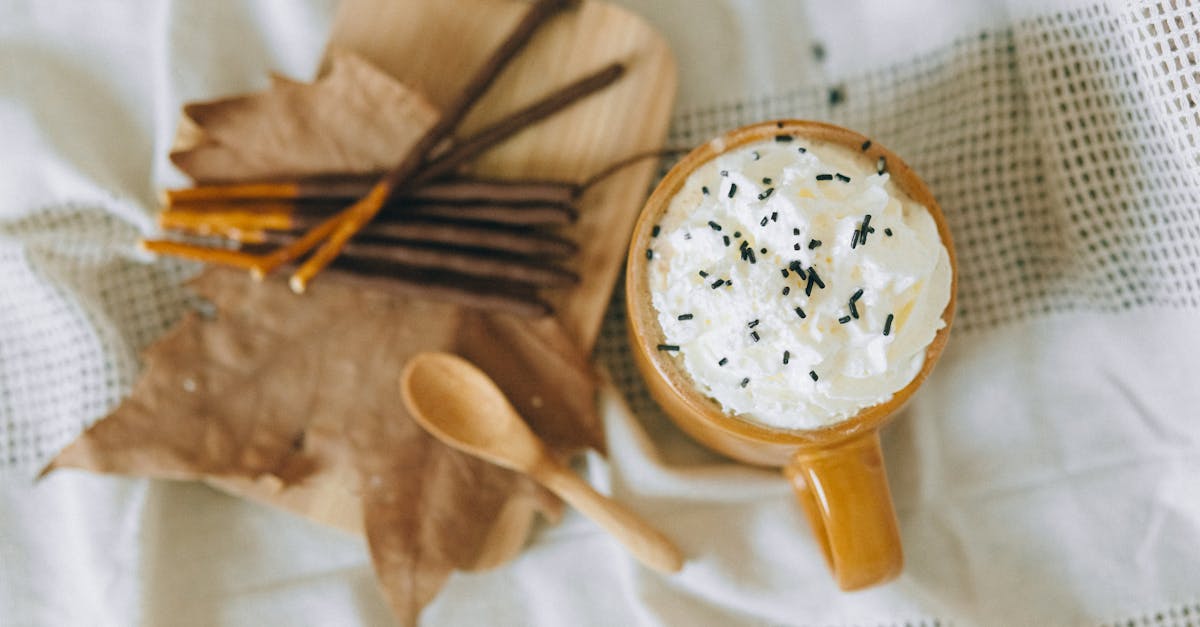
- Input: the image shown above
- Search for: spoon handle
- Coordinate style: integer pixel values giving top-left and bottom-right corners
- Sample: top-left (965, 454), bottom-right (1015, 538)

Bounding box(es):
top-left (535, 460), bottom-right (684, 574)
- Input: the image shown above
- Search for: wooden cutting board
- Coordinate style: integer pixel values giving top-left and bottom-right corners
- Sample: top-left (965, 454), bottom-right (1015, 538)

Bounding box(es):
top-left (206, 0), bottom-right (676, 533)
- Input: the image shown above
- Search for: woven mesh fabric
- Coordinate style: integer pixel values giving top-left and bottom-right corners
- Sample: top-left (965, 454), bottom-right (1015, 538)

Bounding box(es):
top-left (598, 1), bottom-right (1200, 449)
top-left (0, 204), bottom-right (196, 472)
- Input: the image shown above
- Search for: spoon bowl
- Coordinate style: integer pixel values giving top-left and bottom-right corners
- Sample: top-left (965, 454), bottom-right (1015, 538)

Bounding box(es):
top-left (400, 351), bottom-right (545, 472)
top-left (400, 352), bottom-right (685, 573)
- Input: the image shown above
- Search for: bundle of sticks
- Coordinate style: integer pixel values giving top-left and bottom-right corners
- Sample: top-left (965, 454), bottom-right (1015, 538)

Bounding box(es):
top-left (144, 0), bottom-right (619, 317)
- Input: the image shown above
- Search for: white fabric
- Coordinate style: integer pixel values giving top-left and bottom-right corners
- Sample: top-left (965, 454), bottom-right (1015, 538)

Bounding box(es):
top-left (3, 1), bottom-right (1200, 626)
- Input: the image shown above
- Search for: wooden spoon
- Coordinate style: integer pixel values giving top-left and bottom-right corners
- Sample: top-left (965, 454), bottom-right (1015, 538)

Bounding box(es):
top-left (399, 352), bottom-right (685, 574)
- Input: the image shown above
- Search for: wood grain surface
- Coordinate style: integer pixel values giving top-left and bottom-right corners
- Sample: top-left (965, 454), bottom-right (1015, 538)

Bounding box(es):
top-left (206, 0), bottom-right (676, 534)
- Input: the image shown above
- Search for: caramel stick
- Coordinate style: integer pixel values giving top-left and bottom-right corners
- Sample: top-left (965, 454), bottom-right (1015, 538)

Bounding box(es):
top-left (292, 0), bottom-right (570, 293)
top-left (164, 177), bottom-right (576, 206)
top-left (264, 218), bottom-right (577, 257)
top-left (321, 262), bottom-right (551, 318)
top-left (159, 203), bottom-right (295, 232)
top-left (165, 224), bottom-right (268, 244)
top-left (141, 240), bottom-right (266, 270)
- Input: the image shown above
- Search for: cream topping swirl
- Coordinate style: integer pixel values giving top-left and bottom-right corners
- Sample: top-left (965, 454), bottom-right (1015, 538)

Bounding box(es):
top-left (647, 137), bottom-right (951, 430)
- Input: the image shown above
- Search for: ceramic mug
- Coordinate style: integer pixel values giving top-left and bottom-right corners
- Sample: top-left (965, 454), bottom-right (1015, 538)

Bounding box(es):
top-left (625, 120), bottom-right (956, 590)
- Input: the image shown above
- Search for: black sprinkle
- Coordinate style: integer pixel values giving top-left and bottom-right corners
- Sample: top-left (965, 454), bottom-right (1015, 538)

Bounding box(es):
top-left (657, 344), bottom-right (680, 351)
top-left (770, 211), bottom-right (778, 222)
top-left (740, 377), bottom-right (750, 388)
top-left (805, 275), bottom-right (817, 296)
top-left (849, 301), bottom-right (859, 319)
top-left (884, 313), bottom-right (894, 336)
top-left (860, 214), bottom-right (874, 245)
top-left (646, 248), bottom-right (655, 259)
top-left (708, 220), bottom-right (723, 231)
top-left (698, 270), bottom-right (709, 278)
top-left (782, 286), bottom-right (790, 296)
top-left (725, 280), bottom-right (733, 288)
top-left (783, 350), bottom-right (790, 364)
top-left (794, 306), bottom-right (807, 319)
top-left (812, 42), bottom-right (826, 61)
top-left (809, 370), bottom-right (819, 382)
top-left (762, 177), bottom-right (772, 185)
top-left (651, 225), bottom-right (660, 237)
top-left (850, 229), bottom-right (860, 249)
top-left (794, 243), bottom-right (801, 251)
top-left (759, 188), bottom-right (775, 201)
top-left (728, 183), bottom-right (738, 198)
top-left (750, 331), bottom-right (760, 342)
top-left (774, 134), bottom-right (793, 143)
top-left (718, 357), bottom-right (728, 366)
top-left (877, 157), bottom-right (887, 174)
top-left (850, 288), bottom-right (864, 303)
top-left (760, 247), bottom-right (767, 254)
top-left (793, 228), bottom-right (800, 236)
top-left (702, 186), bottom-right (710, 195)
top-left (760, 216), bottom-right (769, 227)
top-left (809, 267), bottom-right (825, 289)
top-left (835, 172), bottom-right (851, 183)
top-left (740, 240), bottom-right (749, 251)
top-left (683, 232), bottom-right (692, 240)
top-left (781, 269), bottom-right (789, 278)
top-left (828, 85), bottom-right (844, 106)
top-left (677, 313), bottom-right (694, 321)
top-left (711, 279), bottom-right (725, 289)
top-left (751, 151), bottom-right (760, 161)
top-left (816, 173), bottom-right (834, 181)
top-left (733, 231), bottom-right (742, 238)
top-left (861, 140), bottom-right (872, 151)
top-left (723, 235), bottom-right (731, 246)
top-left (776, 121), bottom-right (784, 128)
top-left (720, 170), bottom-right (729, 177)
top-left (747, 319), bottom-right (760, 328)
top-left (797, 146), bottom-right (807, 154)
top-left (838, 315), bottom-right (852, 324)
top-left (808, 239), bottom-right (821, 249)
top-left (885, 227), bottom-right (894, 236)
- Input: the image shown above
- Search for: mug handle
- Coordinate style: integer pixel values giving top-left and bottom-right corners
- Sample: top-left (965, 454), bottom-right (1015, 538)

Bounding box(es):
top-left (783, 430), bottom-right (903, 590)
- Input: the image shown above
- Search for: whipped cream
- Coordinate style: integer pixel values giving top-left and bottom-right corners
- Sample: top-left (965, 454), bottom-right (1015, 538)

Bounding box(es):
top-left (647, 137), bottom-right (951, 430)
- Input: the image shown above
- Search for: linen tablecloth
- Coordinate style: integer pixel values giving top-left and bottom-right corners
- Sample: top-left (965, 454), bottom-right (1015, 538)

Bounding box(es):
top-left (2, 1), bottom-right (1199, 625)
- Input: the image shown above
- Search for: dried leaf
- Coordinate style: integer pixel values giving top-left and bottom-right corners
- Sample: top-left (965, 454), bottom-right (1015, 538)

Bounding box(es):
top-left (169, 51), bottom-right (440, 184)
top-left (49, 268), bottom-right (600, 623)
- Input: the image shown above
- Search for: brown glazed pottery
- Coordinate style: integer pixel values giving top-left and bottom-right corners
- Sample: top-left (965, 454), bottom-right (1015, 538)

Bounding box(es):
top-left (625, 119), bottom-right (956, 591)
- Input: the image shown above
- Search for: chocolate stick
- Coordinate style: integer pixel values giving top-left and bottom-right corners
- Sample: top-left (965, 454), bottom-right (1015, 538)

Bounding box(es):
top-left (260, 219), bottom-right (577, 258)
top-left (320, 264), bottom-right (551, 318)
top-left (388, 202), bottom-right (575, 226)
top-left (411, 62), bottom-right (625, 187)
top-left (272, 239), bottom-right (577, 287)
top-left (412, 178), bottom-right (576, 206)
top-left (142, 236), bottom-right (569, 308)
top-left (164, 177), bottom-right (577, 207)
top-left (291, 0), bottom-right (571, 293)
top-left (160, 199), bottom-right (575, 233)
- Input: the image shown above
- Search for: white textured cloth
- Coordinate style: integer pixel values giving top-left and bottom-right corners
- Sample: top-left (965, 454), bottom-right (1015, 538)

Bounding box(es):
top-left (3, 0), bottom-right (1200, 625)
